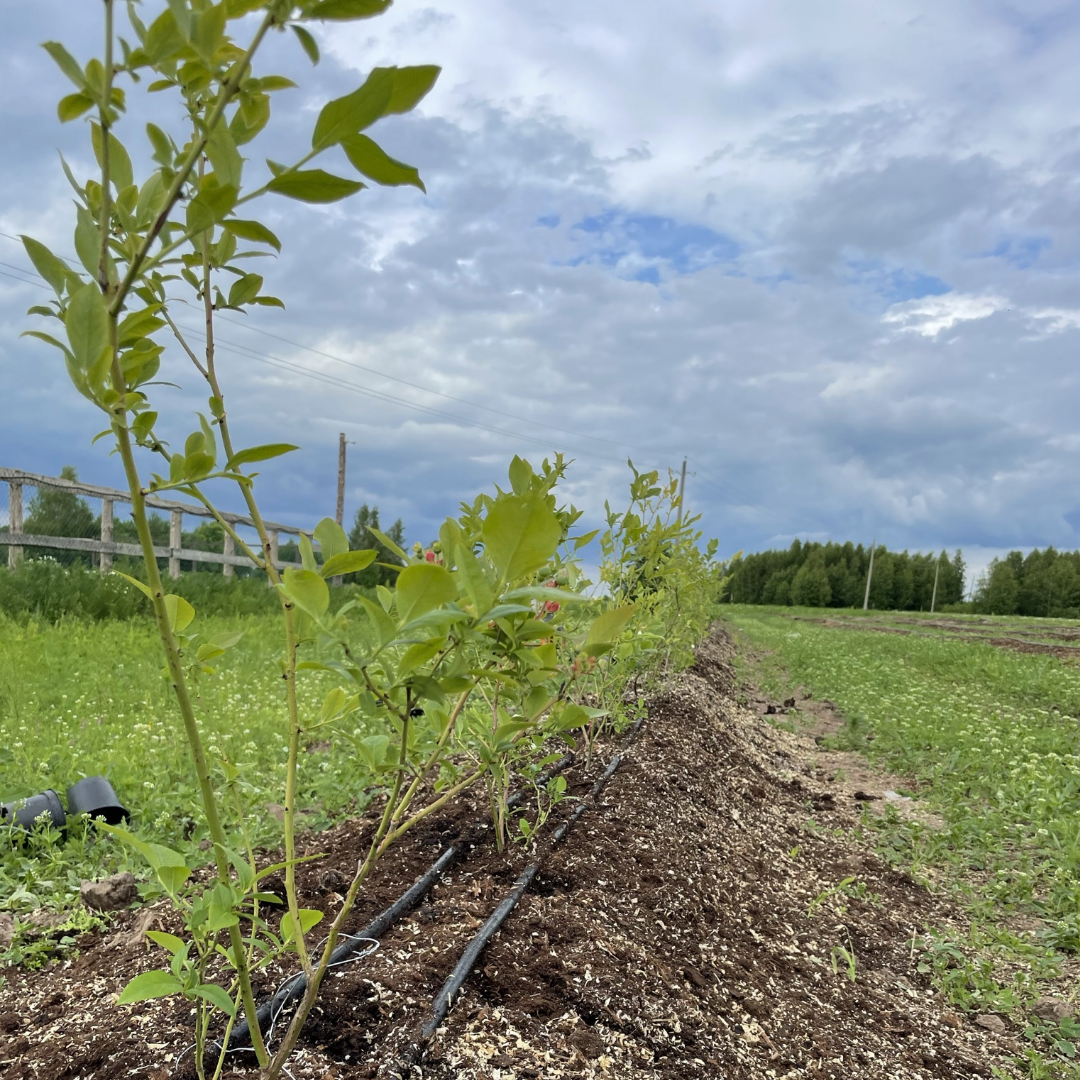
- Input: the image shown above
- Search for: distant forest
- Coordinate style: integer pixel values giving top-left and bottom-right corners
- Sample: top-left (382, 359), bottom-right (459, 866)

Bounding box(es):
top-left (974, 550), bottom-right (1080, 618)
top-left (725, 541), bottom-right (966, 611)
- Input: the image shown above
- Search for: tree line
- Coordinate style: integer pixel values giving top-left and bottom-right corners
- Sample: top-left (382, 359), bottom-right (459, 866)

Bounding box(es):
top-left (973, 549), bottom-right (1080, 618)
top-left (725, 540), bottom-right (966, 611)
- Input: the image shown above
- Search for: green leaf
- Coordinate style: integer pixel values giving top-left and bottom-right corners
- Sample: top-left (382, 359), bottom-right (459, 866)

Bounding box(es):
top-left (398, 638), bottom-right (443, 677)
top-left (357, 594), bottom-right (396, 646)
top-left (192, 2), bottom-right (227, 63)
top-left (186, 182), bottom-right (238, 235)
top-left (448, 528), bottom-right (493, 615)
top-left (482, 491), bottom-right (562, 586)
top-left (145, 931), bottom-right (186, 955)
top-left (280, 907), bottom-right (324, 944)
top-left (396, 563), bottom-right (456, 624)
top-left (319, 549), bottom-right (377, 579)
top-left (207, 884), bottom-right (240, 931)
top-left (554, 704), bottom-right (591, 731)
top-left (191, 983), bottom-right (237, 1017)
top-left (116, 970), bottom-right (183, 1005)
top-left (42, 42), bottom-right (87, 89)
top-left (91, 123), bottom-right (134, 192)
top-left (74, 206), bottom-right (102, 278)
top-left (508, 455), bottom-right (533, 496)
top-left (282, 568), bottom-right (330, 619)
top-left (57, 92), bottom-right (94, 123)
top-left (118, 307), bottom-right (166, 348)
top-left (341, 134), bottom-right (424, 191)
top-left (205, 125), bottom-right (243, 189)
top-left (319, 686), bottom-right (348, 721)
top-left (113, 571), bottom-right (154, 599)
top-left (311, 68), bottom-right (393, 150)
top-left (164, 594), bottom-right (196, 633)
top-left (303, 0), bottom-right (391, 20)
top-left (299, 533), bottom-right (318, 572)
top-left (227, 273), bottom-right (263, 307)
top-left (501, 585), bottom-right (585, 604)
top-left (291, 23), bottom-right (320, 63)
top-left (157, 864), bottom-right (192, 894)
top-left (267, 170), bottom-right (364, 203)
top-left (356, 733), bottom-right (389, 769)
top-left (64, 283), bottom-right (110, 373)
top-left (226, 442), bottom-right (299, 468)
top-left (383, 65), bottom-right (441, 115)
top-left (314, 517), bottom-right (349, 561)
top-left (135, 173), bottom-right (168, 228)
top-left (146, 123), bottom-right (174, 166)
top-left (223, 219), bottom-right (282, 252)
top-left (585, 604), bottom-right (636, 647)
top-left (225, 0), bottom-right (267, 15)
top-left (573, 528), bottom-right (600, 550)
top-left (21, 236), bottom-right (70, 296)
top-left (368, 526), bottom-right (408, 561)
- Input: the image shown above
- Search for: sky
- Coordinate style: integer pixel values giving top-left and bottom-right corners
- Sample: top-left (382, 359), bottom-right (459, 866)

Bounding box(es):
top-left (3, 0), bottom-right (1080, 591)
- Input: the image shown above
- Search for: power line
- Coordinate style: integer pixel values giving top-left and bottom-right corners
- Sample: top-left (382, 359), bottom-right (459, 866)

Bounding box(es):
top-left (180, 322), bottom-right (635, 466)
top-left (0, 263), bottom-right (50, 290)
top-left (2, 230), bottom-right (656, 456)
top-left (0, 232), bottom-right (739, 501)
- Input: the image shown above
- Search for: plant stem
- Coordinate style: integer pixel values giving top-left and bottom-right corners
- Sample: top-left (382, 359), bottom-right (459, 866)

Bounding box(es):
top-left (198, 226), bottom-right (312, 977)
top-left (266, 714), bottom-right (410, 1076)
top-left (107, 415), bottom-right (269, 1065)
top-left (98, 0), bottom-right (114, 296)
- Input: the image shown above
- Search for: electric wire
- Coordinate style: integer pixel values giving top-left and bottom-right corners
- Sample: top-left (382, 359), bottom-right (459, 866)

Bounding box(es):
top-left (0, 232), bottom-right (741, 502)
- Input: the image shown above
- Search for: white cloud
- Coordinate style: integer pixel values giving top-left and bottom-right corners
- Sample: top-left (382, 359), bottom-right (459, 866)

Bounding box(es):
top-left (882, 293), bottom-right (1009, 336)
top-left (4, 0), bottom-right (1080, 563)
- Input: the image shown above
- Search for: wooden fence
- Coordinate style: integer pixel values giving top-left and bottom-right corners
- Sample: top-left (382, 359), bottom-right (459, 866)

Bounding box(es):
top-left (0, 467), bottom-right (313, 578)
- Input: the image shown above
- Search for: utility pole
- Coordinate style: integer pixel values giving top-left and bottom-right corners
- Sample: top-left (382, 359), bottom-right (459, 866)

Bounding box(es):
top-left (862, 539), bottom-right (876, 611)
top-left (676, 457), bottom-right (687, 526)
top-left (336, 432), bottom-right (347, 528)
top-left (930, 559), bottom-right (940, 614)
top-left (332, 433), bottom-right (347, 586)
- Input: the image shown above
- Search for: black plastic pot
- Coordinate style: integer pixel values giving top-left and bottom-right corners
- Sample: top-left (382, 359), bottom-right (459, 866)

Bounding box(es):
top-left (0, 789), bottom-right (66, 831)
top-left (66, 777), bottom-right (129, 825)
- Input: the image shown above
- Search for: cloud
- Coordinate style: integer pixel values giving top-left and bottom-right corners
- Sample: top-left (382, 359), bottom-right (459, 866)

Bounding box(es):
top-left (4, 0), bottom-right (1080, 568)
top-left (882, 293), bottom-right (1009, 336)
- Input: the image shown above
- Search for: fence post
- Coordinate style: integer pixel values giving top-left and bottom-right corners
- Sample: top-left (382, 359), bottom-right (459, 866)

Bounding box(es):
top-left (100, 498), bottom-right (114, 574)
top-left (268, 530), bottom-right (279, 586)
top-left (7, 481), bottom-right (23, 569)
top-left (223, 530), bottom-right (235, 579)
top-left (169, 510), bottom-right (182, 580)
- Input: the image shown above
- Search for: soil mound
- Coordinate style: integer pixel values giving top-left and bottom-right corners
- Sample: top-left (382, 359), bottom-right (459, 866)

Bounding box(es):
top-left (0, 627), bottom-right (1013, 1079)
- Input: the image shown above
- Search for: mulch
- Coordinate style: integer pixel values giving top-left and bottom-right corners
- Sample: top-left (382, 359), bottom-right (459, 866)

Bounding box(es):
top-left (0, 626), bottom-right (1018, 1079)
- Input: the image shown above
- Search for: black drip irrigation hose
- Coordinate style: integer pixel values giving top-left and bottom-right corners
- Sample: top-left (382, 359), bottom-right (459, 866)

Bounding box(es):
top-left (223, 846), bottom-right (459, 1055)
top-left (218, 752), bottom-right (580, 1059)
top-left (396, 733), bottom-right (639, 1075)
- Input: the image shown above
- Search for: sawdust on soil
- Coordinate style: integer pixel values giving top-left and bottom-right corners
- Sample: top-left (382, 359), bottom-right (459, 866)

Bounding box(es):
top-left (0, 626), bottom-right (1019, 1079)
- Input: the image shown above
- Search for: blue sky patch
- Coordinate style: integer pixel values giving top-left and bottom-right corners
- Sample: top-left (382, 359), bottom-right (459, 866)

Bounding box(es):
top-left (983, 235), bottom-right (1051, 269)
top-left (844, 257), bottom-right (950, 302)
top-left (569, 209), bottom-right (740, 280)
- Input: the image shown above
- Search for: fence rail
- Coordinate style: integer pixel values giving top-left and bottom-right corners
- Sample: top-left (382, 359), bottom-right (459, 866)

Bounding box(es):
top-left (1, 467), bottom-right (313, 578)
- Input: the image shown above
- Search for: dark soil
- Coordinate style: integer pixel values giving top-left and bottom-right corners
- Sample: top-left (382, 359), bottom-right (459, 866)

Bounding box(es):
top-left (0, 627), bottom-right (1017, 1079)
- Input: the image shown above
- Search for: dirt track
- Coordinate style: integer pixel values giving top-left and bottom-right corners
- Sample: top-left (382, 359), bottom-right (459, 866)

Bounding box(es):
top-left (0, 627), bottom-right (1015, 1079)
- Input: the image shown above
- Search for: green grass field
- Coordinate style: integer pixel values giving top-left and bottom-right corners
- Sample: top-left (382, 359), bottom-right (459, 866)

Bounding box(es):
top-left (724, 605), bottom-right (1080, 1077)
top-left (0, 613), bottom-right (376, 923)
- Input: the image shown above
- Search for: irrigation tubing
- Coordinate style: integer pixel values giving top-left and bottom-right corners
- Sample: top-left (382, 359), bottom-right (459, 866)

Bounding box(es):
top-left (224, 845), bottom-right (458, 1054)
top-left (397, 736), bottom-right (638, 1074)
top-left (219, 751), bottom-right (579, 1057)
